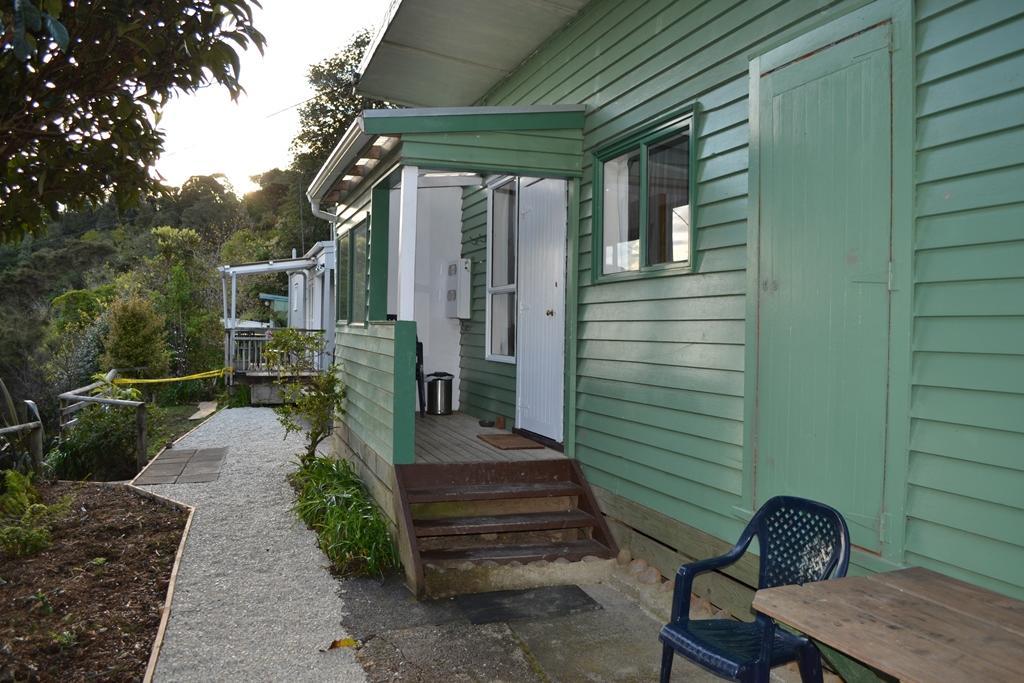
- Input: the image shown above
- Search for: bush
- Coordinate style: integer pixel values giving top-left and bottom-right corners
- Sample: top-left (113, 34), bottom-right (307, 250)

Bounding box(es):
top-left (0, 470), bottom-right (68, 558)
top-left (101, 297), bottom-right (170, 377)
top-left (291, 456), bottom-right (398, 577)
top-left (264, 329), bottom-right (345, 464)
top-left (45, 402), bottom-right (165, 481)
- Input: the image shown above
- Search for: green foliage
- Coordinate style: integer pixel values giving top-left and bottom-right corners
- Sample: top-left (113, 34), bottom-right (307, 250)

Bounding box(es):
top-left (291, 31), bottom-right (393, 175)
top-left (0, 377), bottom-right (35, 473)
top-left (0, 470), bottom-right (68, 558)
top-left (264, 329), bottom-right (345, 463)
top-left (1, 1), bottom-right (266, 241)
top-left (101, 297), bottom-right (170, 378)
top-left (45, 394), bottom-right (165, 481)
top-left (220, 384), bottom-right (251, 409)
top-left (291, 456), bottom-right (398, 577)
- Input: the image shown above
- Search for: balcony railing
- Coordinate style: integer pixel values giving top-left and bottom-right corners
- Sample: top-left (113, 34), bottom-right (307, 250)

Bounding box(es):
top-left (225, 328), bottom-right (327, 376)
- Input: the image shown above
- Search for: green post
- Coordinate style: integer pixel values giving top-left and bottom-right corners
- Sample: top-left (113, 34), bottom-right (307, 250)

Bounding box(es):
top-left (392, 320), bottom-right (417, 464)
top-left (368, 184), bottom-right (390, 321)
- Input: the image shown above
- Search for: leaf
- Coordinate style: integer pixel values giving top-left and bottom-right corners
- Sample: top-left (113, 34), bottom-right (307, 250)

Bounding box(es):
top-left (327, 637), bottom-right (358, 650)
top-left (44, 14), bottom-right (69, 51)
top-left (20, 0), bottom-right (43, 32)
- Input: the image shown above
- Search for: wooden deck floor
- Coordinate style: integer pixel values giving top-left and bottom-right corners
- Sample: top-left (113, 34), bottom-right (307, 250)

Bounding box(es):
top-left (415, 412), bottom-right (564, 464)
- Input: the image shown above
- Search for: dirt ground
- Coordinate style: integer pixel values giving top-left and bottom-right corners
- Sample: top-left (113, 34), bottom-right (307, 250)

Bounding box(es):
top-left (0, 482), bottom-right (187, 682)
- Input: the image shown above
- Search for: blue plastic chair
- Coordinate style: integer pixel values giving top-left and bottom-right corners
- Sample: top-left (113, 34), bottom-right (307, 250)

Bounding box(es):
top-left (659, 496), bottom-right (850, 683)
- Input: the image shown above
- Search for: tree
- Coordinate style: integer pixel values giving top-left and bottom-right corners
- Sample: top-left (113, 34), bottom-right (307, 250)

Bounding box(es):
top-left (101, 296), bottom-right (170, 377)
top-left (290, 30), bottom-right (392, 176)
top-left (0, 0), bottom-right (265, 242)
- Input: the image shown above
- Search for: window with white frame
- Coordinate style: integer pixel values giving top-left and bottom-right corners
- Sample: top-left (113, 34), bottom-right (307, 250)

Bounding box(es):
top-left (486, 178), bottom-right (517, 363)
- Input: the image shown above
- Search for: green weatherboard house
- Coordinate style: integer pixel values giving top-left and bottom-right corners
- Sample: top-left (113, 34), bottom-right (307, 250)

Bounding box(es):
top-left (306, 0), bottom-right (1024, 618)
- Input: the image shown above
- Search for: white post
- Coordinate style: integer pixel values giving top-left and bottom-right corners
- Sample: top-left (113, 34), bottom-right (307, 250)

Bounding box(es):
top-left (397, 165), bottom-right (419, 321)
top-left (230, 273), bottom-right (238, 328)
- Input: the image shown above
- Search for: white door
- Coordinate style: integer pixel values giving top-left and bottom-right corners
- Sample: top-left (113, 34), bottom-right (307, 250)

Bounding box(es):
top-left (516, 177), bottom-right (567, 442)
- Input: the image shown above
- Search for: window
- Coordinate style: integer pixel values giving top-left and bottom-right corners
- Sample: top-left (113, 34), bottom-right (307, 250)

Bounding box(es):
top-left (350, 221), bottom-right (368, 323)
top-left (486, 178), bottom-right (517, 362)
top-left (336, 232), bottom-right (350, 322)
top-left (595, 109), bottom-right (695, 280)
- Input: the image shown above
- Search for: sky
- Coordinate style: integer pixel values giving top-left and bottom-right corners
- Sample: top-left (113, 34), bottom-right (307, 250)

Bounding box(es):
top-left (154, 1), bottom-right (389, 196)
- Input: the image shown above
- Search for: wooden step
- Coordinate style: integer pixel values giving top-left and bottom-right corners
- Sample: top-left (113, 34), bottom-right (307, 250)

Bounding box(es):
top-left (405, 480), bottom-right (584, 503)
top-left (421, 539), bottom-right (614, 565)
top-left (414, 510), bottom-right (597, 537)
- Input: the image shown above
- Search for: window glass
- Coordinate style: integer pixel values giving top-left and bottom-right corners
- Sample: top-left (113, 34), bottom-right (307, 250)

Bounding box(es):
top-left (350, 223), bottom-right (368, 322)
top-left (602, 150), bottom-right (641, 274)
top-left (337, 233), bottom-right (350, 322)
top-left (491, 180), bottom-right (517, 287)
top-left (647, 133), bottom-right (690, 265)
top-left (489, 292), bottom-right (516, 357)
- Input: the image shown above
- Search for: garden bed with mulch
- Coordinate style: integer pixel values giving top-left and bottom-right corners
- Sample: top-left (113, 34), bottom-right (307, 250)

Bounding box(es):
top-left (0, 482), bottom-right (187, 681)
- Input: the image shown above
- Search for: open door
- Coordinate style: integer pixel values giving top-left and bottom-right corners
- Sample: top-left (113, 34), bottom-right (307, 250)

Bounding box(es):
top-left (516, 177), bottom-right (568, 443)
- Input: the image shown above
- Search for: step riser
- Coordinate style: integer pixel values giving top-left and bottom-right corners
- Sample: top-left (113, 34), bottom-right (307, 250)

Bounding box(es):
top-left (410, 496), bottom-right (576, 520)
top-left (418, 529), bottom-right (588, 552)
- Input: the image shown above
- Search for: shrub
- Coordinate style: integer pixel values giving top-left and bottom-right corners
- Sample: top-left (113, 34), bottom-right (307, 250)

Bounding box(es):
top-left (45, 396), bottom-right (165, 481)
top-left (291, 456), bottom-right (398, 577)
top-left (264, 329), bottom-right (345, 464)
top-left (101, 297), bottom-right (170, 377)
top-left (0, 470), bottom-right (68, 558)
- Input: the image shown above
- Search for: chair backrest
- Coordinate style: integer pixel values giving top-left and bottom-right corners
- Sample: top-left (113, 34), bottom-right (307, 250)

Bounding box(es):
top-left (748, 496), bottom-right (850, 589)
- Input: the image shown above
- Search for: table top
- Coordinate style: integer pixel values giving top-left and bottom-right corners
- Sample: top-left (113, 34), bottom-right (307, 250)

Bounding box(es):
top-left (752, 566), bottom-right (1024, 682)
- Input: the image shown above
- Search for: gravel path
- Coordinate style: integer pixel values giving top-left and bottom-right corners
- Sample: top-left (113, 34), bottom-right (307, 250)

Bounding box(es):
top-left (143, 407), bottom-right (366, 682)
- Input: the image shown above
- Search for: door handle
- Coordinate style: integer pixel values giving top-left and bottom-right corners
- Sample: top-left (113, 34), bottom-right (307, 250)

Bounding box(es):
top-left (545, 309), bottom-right (555, 317)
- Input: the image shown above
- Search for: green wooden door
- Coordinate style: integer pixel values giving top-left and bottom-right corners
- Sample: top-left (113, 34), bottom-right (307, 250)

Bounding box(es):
top-left (754, 24), bottom-right (892, 551)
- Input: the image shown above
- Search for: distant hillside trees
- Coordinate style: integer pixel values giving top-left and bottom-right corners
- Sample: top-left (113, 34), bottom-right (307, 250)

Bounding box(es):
top-left (0, 0), bottom-right (265, 241)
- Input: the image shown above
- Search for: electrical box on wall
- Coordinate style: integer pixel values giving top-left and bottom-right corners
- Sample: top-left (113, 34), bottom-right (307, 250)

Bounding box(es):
top-left (445, 258), bottom-right (471, 319)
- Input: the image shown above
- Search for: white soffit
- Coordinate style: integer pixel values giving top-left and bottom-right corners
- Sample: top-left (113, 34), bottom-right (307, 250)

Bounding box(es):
top-left (358, 0), bottom-right (590, 106)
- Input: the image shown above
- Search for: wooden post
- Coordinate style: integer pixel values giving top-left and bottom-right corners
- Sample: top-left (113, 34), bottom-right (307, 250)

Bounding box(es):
top-left (135, 404), bottom-right (148, 472)
top-left (29, 423), bottom-right (43, 472)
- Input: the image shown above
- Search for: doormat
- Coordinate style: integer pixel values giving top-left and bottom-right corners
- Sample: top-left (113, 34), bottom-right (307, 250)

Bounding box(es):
top-left (453, 585), bottom-right (601, 625)
top-left (478, 433), bottom-right (544, 450)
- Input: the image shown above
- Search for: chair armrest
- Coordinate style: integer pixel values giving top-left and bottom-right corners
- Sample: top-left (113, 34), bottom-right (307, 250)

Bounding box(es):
top-left (669, 540), bottom-right (752, 625)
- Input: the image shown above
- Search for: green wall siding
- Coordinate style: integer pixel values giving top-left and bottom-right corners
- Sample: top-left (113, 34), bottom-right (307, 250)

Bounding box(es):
top-left (453, 0), bottom-right (1024, 596)
top-left (905, 0), bottom-right (1024, 598)
top-left (473, 0), bottom-right (882, 546)
top-left (338, 323), bottom-right (396, 463)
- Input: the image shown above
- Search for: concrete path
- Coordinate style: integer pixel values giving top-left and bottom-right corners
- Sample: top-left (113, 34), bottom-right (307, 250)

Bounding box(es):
top-left (139, 407), bottom-right (365, 682)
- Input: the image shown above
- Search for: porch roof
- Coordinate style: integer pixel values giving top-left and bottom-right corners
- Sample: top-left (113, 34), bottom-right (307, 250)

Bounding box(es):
top-left (307, 105), bottom-right (586, 217)
top-left (356, 0), bottom-right (589, 107)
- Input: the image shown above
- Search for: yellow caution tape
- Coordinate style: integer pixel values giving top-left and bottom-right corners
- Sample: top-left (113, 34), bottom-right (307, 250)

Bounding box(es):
top-left (112, 368), bottom-right (232, 385)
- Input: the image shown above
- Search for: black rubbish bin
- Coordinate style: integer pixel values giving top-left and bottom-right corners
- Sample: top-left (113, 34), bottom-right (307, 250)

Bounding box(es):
top-left (426, 372), bottom-right (454, 415)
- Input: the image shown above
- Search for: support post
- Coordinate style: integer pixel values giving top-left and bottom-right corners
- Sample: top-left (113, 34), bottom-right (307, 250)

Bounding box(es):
top-left (135, 404), bottom-right (148, 472)
top-left (230, 273), bottom-right (238, 328)
top-left (397, 165), bottom-right (419, 321)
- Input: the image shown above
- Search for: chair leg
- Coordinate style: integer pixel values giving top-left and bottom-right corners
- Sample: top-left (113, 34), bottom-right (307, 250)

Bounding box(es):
top-left (660, 644), bottom-right (673, 683)
top-left (797, 642), bottom-right (824, 683)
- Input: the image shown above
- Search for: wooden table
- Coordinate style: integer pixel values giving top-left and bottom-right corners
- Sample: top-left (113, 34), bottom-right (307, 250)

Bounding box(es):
top-left (752, 567), bottom-right (1024, 682)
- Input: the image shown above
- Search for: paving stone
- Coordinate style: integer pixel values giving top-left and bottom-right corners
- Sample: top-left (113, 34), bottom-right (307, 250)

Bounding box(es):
top-left (134, 474), bottom-right (180, 485)
top-left (160, 448), bottom-right (196, 459)
top-left (194, 447), bottom-right (228, 459)
top-left (182, 463), bottom-right (222, 476)
top-left (145, 462), bottom-right (187, 474)
top-left (177, 472), bottom-right (220, 483)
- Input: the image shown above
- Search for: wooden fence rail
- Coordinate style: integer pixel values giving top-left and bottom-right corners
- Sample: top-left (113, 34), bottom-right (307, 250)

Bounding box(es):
top-left (58, 369), bottom-right (148, 472)
top-left (0, 399), bottom-right (45, 471)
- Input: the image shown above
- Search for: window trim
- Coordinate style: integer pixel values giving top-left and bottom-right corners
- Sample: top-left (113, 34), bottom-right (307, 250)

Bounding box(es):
top-left (485, 175), bottom-right (517, 364)
top-left (591, 103), bottom-right (700, 284)
top-left (336, 230), bottom-right (351, 324)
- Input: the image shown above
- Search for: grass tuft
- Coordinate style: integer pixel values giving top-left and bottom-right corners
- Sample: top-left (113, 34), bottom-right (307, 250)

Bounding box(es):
top-left (290, 456), bottom-right (399, 577)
